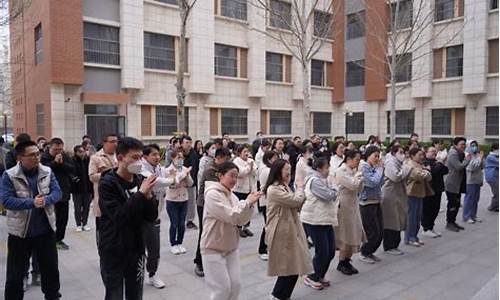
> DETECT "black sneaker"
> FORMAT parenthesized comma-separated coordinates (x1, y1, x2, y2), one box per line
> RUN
(239, 228, 248, 238)
(453, 222, 465, 230)
(31, 273, 41, 286)
(56, 241, 70, 250)
(336, 260, 354, 275)
(186, 221, 198, 229)
(243, 228, 254, 237)
(345, 259, 359, 274)
(194, 265, 204, 277)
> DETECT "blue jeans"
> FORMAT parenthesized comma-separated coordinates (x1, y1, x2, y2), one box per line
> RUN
(166, 201, 188, 246)
(303, 224, 335, 282)
(488, 181, 499, 210)
(405, 197, 423, 243)
(463, 184, 481, 221)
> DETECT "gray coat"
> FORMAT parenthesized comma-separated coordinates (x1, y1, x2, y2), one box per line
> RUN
(466, 154, 484, 185)
(444, 147, 470, 194)
(381, 153, 412, 231)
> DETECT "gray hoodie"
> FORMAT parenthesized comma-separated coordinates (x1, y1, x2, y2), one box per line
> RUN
(465, 140, 484, 185)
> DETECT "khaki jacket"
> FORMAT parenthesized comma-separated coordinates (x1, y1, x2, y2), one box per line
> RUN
(405, 160, 434, 198)
(88, 149, 117, 217)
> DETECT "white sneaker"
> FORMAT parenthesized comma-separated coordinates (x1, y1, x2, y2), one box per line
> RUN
(75, 226, 83, 232)
(386, 248, 404, 256)
(359, 255, 376, 264)
(432, 230, 442, 237)
(259, 253, 269, 261)
(177, 245, 187, 254)
(83, 225, 91, 231)
(147, 275, 166, 289)
(474, 218, 483, 223)
(170, 245, 180, 255)
(466, 219, 476, 224)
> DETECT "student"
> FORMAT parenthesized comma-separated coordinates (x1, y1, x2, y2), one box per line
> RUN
(265, 160, 312, 300)
(359, 146, 385, 264)
(164, 150, 193, 255)
(272, 138, 289, 161)
(328, 142, 345, 188)
(98, 137, 158, 300)
(463, 140, 485, 224)
(422, 147, 449, 238)
(301, 157, 338, 290)
(335, 150, 365, 275)
(485, 143, 499, 212)
(381, 145, 411, 255)
(257, 150, 278, 261)
(201, 162, 259, 300)
(71, 145, 93, 232)
(404, 148, 433, 247)
(232, 144, 257, 238)
(294, 146, 314, 189)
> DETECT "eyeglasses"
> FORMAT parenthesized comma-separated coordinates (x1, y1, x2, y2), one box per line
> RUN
(23, 152, 40, 158)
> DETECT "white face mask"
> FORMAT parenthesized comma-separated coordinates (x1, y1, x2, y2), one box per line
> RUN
(127, 160, 143, 175)
(396, 153, 406, 162)
(208, 148, 216, 158)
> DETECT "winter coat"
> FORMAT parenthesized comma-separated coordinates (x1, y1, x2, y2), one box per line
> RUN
(445, 147, 470, 194)
(183, 148, 200, 187)
(232, 157, 257, 194)
(405, 160, 433, 198)
(485, 152, 499, 183)
(88, 149, 117, 217)
(71, 156, 93, 195)
(41, 151, 75, 201)
(300, 170, 338, 226)
(423, 158, 449, 194)
(164, 164, 194, 202)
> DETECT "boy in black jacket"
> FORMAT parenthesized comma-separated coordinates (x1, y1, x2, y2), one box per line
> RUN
(71, 145, 93, 232)
(98, 137, 158, 300)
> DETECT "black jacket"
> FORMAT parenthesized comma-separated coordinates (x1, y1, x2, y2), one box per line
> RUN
(286, 144, 301, 181)
(41, 151, 75, 200)
(423, 158, 449, 194)
(183, 148, 200, 186)
(71, 156, 93, 195)
(98, 169, 158, 258)
(5, 149, 17, 170)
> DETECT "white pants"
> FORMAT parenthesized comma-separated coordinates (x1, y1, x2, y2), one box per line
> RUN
(202, 250, 241, 300)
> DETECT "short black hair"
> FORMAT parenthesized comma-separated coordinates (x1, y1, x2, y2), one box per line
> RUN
(453, 137, 466, 146)
(116, 137, 144, 156)
(74, 145, 84, 153)
(102, 133, 118, 143)
(49, 137, 64, 145)
(293, 136, 301, 141)
(15, 133, 31, 143)
(0, 137, 4, 144)
(409, 147, 423, 157)
(261, 139, 270, 147)
(82, 135, 91, 140)
(36, 136, 46, 143)
(363, 145, 380, 160)
(410, 133, 419, 138)
(179, 135, 192, 144)
(15, 140, 38, 157)
(213, 138, 223, 146)
(143, 143, 160, 156)
(236, 144, 249, 154)
(215, 147, 231, 158)
(491, 143, 499, 151)
(217, 161, 239, 176)
(331, 141, 345, 154)
(222, 132, 229, 137)
(263, 150, 277, 168)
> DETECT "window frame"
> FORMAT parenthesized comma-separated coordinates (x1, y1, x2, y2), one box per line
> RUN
(266, 52, 284, 82)
(432, 109, 452, 135)
(346, 112, 364, 134)
(346, 11, 365, 40)
(269, 110, 292, 135)
(311, 59, 327, 87)
(83, 22, 120, 66)
(312, 112, 332, 134)
(36, 103, 44, 136)
(313, 10, 333, 39)
(214, 43, 238, 77)
(445, 44, 463, 78)
(269, 0, 292, 30)
(346, 60, 365, 87)
(390, 0, 413, 31)
(34, 23, 43, 65)
(221, 108, 248, 135)
(486, 106, 499, 136)
(144, 32, 176, 71)
(386, 110, 415, 135)
(219, 0, 248, 21)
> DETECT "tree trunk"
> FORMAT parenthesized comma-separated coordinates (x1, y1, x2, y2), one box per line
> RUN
(302, 63, 311, 137)
(176, 10, 188, 134)
(390, 75, 396, 141)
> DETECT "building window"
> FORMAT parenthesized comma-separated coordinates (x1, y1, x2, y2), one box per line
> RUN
(492, 0, 499, 10)
(346, 11, 365, 40)
(221, 109, 247, 135)
(486, 107, 499, 136)
(314, 11, 333, 39)
(84, 104, 118, 115)
(215, 44, 238, 77)
(386, 110, 415, 135)
(313, 112, 331, 134)
(346, 60, 365, 87)
(489, 39, 499, 74)
(220, 0, 247, 21)
(156, 0, 178, 5)
(432, 109, 452, 135)
(155, 106, 189, 136)
(36, 104, 44, 136)
(392, 53, 412, 82)
(269, 0, 291, 30)
(311, 60, 326, 86)
(84, 22, 120, 65)
(446, 45, 463, 77)
(346, 112, 364, 134)
(34, 23, 43, 65)
(266, 52, 283, 82)
(141, 106, 152, 136)
(390, 0, 412, 31)
(435, 0, 463, 22)
(269, 110, 291, 135)
(144, 32, 175, 71)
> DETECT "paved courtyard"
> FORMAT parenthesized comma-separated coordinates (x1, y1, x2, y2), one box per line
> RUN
(0, 186, 498, 300)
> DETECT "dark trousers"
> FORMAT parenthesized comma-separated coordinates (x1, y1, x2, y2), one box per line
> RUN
(54, 201, 69, 242)
(99, 251, 144, 300)
(303, 224, 335, 281)
(446, 191, 462, 223)
(422, 192, 442, 231)
(234, 192, 251, 228)
(96, 217, 101, 248)
(383, 229, 401, 251)
(166, 201, 188, 246)
(23, 252, 39, 277)
(360, 203, 384, 257)
(73, 193, 92, 227)
(258, 206, 267, 254)
(194, 205, 204, 268)
(271, 275, 299, 300)
(142, 220, 160, 277)
(5, 233, 61, 300)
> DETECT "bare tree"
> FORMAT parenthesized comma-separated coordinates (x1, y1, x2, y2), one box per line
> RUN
(248, 0, 339, 137)
(362, 0, 463, 140)
(175, 0, 197, 133)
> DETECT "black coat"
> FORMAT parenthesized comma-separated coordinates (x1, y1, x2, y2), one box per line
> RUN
(286, 144, 301, 181)
(98, 169, 158, 258)
(5, 149, 17, 170)
(183, 148, 200, 186)
(423, 158, 449, 194)
(41, 151, 75, 201)
(71, 156, 93, 195)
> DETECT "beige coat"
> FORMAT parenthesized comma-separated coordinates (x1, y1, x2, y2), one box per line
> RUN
(88, 149, 117, 217)
(232, 157, 257, 194)
(265, 183, 312, 277)
(164, 164, 194, 202)
(334, 164, 366, 249)
(405, 160, 434, 198)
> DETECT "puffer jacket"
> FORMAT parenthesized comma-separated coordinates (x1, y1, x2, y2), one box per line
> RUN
(300, 170, 338, 226)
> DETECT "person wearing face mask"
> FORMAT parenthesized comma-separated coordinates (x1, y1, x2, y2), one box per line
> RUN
(300, 157, 338, 290)
(463, 140, 485, 224)
(485, 143, 499, 212)
(98, 137, 159, 300)
(164, 150, 193, 255)
(335, 150, 365, 275)
(381, 145, 412, 255)
(404, 148, 433, 247)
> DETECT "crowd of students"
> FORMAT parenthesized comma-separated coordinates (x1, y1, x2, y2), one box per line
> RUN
(0, 131, 498, 300)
